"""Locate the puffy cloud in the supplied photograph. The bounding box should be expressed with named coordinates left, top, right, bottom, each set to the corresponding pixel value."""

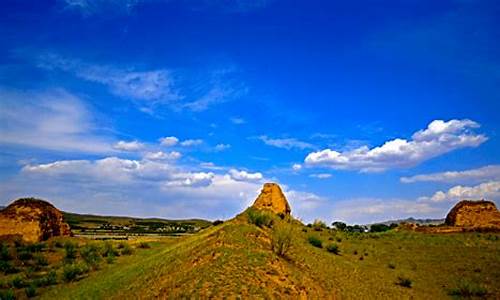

left=228, top=169, right=263, bottom=182
left=113, top=140, right=144, bottom=151
left=420, top=181, right=500, bottom=202
left=256, top=135, right=315, bottom=150
left=180, top=139, right=203, bottom=147
left=309, top=173, right=332, bottom=179
left=305, top=119, right=487, bottom=172
left=401, top=165, right=500, bottom=184
left=0, top=88, right=112, bottom=154
left=159, top=136, right=179, bottom=147
left=292, top=164, right=302, bottom=171
left=214, top=144, right=231, bottom=152
left=144, top=151, right=181, bottom=161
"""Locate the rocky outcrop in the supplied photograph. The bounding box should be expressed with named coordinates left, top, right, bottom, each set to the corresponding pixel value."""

left=252, top=183, right=291, bottom=215
left=0, top=198, right=72, bottom=242
left=445, top=200, right=500, bottom=230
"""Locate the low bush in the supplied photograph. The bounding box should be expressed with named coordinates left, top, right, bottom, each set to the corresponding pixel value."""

left=0, top=289, right=15, bottom=300
left=35, top=270, right=57, bottom=287
left=102, top=242, right=119, bottom=258
left=137, top=242, right=150, bottom=249
left=120, top=243, right=133, bottom=256
left=12, top=276, right=24, bottom=288
left=0, top=261, right=18, bottom=274
left=17, top=250, right=33, bottom=261
left=212, top=220, right=224, bottom=226
left=312, top=219, right=327, bottom=231
left=64, top=242, right=77, bottom=261
left=25, top=284, right=37, bottom=298
left=388, top=263, right=396, bottom=269
left=307, top=236, right=323, bottom=248
left=272, top=224, right=293, bottom=257
left=62, top=263, right=88, bottom=282
left=449, top=280, right=487, bottom=297
left=34, top=254, right=49, bottom=267
left=0, top=243, right=11, bottom=261
left=247, top=208, right=273, bottom=228
left=80, top=244, right=102, bottom=268
left=396, top=276, right=412, bottom=288
left=326, top=243, right=339, bottom=255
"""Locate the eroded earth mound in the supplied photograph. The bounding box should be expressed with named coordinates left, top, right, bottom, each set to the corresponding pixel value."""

left=252, top=183, right=291, bottom=215
left=445, top=200, right=500, bottom=230
left=0, top=198, right=72, bottom=242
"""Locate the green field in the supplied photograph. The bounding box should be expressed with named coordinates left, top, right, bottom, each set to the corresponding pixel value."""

left=1, top=210, right=499, bottom=299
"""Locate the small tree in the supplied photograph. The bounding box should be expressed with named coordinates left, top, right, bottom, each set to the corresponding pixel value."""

left=272, top=224, right=293, bottom=257
left=331, top=221, right=347, bottom=231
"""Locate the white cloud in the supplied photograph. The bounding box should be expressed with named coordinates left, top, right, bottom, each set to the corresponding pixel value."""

left=0, top=88, right=113, bottom=154
left=256, top=135, right=315, bottom=150
left=159, top=136, right=179, bottom=147
left=305, top=119, right=487, bottom=172
left=401, top=165, right=500, bottom=184
left=113, top=140, right=144, bottom=151
left=230, top=117, right=245, bottom=124
left=38, top=54, right=180, bottom=104
left=180, top=139, right=203, bottom=147
left=144, top=151, right=181, bottom=161
left=214, top=144, right=231, bottom=152
left=420, top=181, right=500, bottom=203
left=292, top=164, right=302, bottom=171
left=228, top=169, right=263, bottom=182
left=309, top=173, right=332, bottom=179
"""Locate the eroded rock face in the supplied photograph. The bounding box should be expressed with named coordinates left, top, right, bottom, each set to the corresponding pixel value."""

left=252, top=183, right=291, bottom=215
left=445, top=200, right=500, bottom=229
left=0, top=198, right=72, bottom=242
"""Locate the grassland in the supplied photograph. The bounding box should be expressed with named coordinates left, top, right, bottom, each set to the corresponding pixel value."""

left=2, top=210, right=499, bottom=299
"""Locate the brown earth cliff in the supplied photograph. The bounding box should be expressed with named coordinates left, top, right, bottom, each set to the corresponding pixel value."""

left=445, top=200, right=500, bottom=229
left=0, top=198, right=72, bottom=242
left=252, top=183, right=291, bottom=215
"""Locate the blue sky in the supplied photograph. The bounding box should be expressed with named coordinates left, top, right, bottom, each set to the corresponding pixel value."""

left=1, top=0, right=499, bottom=223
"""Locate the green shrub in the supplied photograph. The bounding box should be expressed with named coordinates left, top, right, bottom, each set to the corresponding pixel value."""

left=308, top=236, right=323, bottom=248
left=370, top=224, right=391, bottom=232
left=212, top=220, right=224, bottom=226
left=62, top=264, right=87, bottom=282
left=0, top=289, right=15, bottom=300
left=272, top=224, right=293, bottom=257
left=247, top=208, right=273, bottom=228
left=64, top=242, right=77, bottom=260
left=80, top=244, right=102, bottom=269
left=34, top=254, right=48, bottom=267
left=17, top=250, right=32, bottom=261
left=137, top=242, right=150, bottom=249
left=0, top=261, right=18, bottom=274
left=0, top=243, right=11, bottom=261
left=312, top=219, right=327, bottom=231
left=388, top=263, right=396, bottom=269
left=396, top=276, right=412, bottom=288
left=25, top=284, right=37, bottom=298
left=102, top=242, right=119, bottom=258
left=120, top=243, right=133, bottom=256
left=326, top=243, right=339, bottom=254
left=449, top=280, right=487, bottom=297
left=12, top=276, right=24, bottom=288
left=35, top=270, right=57, bottom=287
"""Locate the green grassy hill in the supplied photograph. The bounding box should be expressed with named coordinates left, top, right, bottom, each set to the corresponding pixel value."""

left=40, top=209, right=500, bottom=299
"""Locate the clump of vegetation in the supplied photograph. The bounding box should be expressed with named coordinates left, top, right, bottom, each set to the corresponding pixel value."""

left=212, top=220, right=224, bottom=226
left=35, top=270, right=57, bottom=287
left=449, top=280, right=487, bottom=297
left=388, top=263, right=396, bottom=269
left=120, top=243, right=133, bottom=256
left=80, top=244, right=102, bottom=269
left=396, top=276, right=412, bottom=288
left=34, top=254, right=49, bottom=267
left=25, top=283, right=37, bottom=298
left=272, top=224, right=293, bottom=257
left=62, top=263, right=88, bottom=282
left=326, top=243, right=339, bottom=255
left=312, top=219, right=327, bottom=231
left=102, top=242, right=119, bottom=258
left=64, top=241, right=77, bottom=261
left=0, top=243, right=12, bottom=261
left=137, top=242, right=151, bottom=249
left=307, top=236, right=322, bottom=248
left=247, top=208, right=273, bottom=228
left=331, top=221, right=347, bottom=231
left=370, top=224, right=391, bottom=232
left=12, top=276, right=25, bottom=288
left=0, top=289, right=15, bottom=300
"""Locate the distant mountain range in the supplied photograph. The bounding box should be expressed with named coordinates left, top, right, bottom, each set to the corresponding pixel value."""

left=368, top=217, right=445, bottom=226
